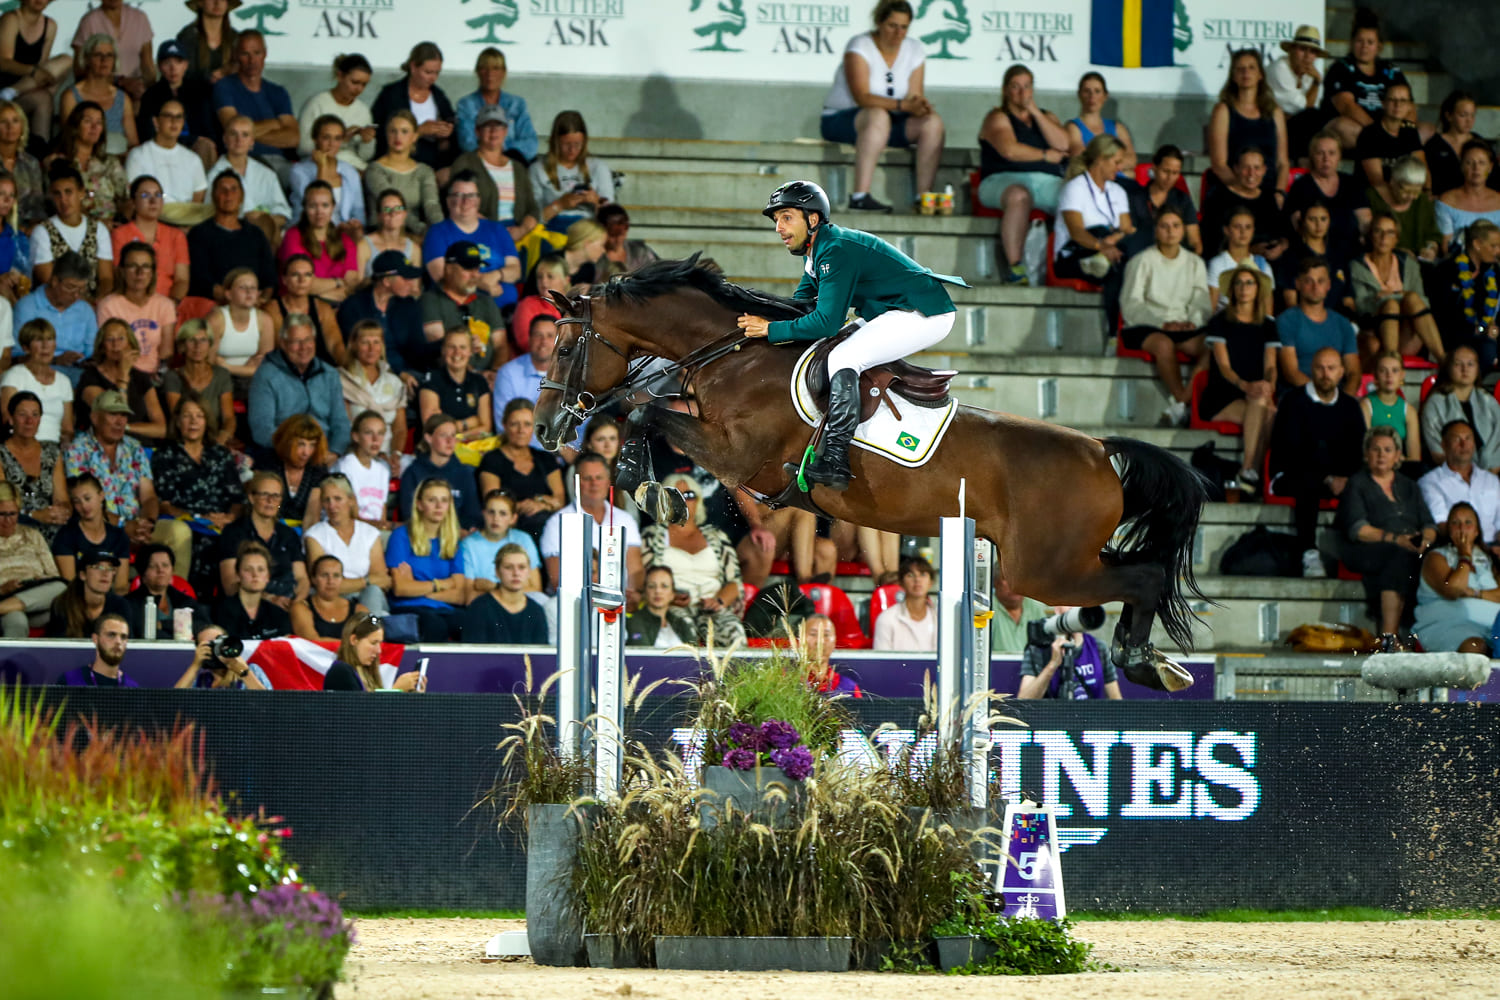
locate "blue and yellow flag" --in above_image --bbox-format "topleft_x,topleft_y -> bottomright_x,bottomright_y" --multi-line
1090,0 -> 1175,68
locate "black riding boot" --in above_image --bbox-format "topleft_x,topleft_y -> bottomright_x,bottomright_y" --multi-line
804,368 -> 858,491
614,435 -> 652,495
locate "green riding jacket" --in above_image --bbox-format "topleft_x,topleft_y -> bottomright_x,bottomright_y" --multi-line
766,222 -> 968,344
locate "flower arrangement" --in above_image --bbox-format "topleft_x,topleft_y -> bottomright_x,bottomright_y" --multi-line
181,884 -> 354,990
720,719 -> 814,780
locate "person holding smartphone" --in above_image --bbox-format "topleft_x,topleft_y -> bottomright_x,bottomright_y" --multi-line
324,612 -> 426,691
371,42 -> 455,174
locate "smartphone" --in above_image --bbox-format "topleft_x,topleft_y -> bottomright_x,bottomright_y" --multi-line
570,182 -> 592,193
418,657 -> 430,687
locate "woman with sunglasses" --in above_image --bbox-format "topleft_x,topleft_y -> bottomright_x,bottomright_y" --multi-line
639,471 -> 744,648
818,0 -> 944,215
324,612 -> 425,691
356,188 -> 421,277
304,472 -> 390,613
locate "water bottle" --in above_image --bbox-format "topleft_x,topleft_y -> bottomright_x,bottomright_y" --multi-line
143,596 -> 157,640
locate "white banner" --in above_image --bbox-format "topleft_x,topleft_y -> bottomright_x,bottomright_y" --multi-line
47,0 -> 1325,98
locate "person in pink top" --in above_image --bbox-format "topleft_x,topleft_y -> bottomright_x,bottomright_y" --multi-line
509,253 -> 565,353
70,0 -> 154,102
94,241 -> 175,374
277,179 -> 358,301
110,175 -> 189,301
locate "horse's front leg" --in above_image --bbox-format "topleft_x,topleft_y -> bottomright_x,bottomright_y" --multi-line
613,406 -> 658,497
630,408 -> 738,526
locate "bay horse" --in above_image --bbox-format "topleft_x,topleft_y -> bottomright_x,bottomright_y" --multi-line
534,258 -> 1207,690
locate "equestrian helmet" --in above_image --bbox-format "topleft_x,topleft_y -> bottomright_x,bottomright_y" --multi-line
763,180 -> 832,224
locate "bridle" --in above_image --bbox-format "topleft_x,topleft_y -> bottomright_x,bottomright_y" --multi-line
539,293 -> 751,429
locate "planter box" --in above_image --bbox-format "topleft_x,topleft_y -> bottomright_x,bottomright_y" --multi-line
933,935 -> 999,972
584,933 -> 647,969
848,938 -> 936,971
699,765 -> 803,829
654,935 -> 851,972
526,803 -> 595,967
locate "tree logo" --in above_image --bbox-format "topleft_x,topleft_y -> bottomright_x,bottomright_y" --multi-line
915,0 -> 970,60
462,0 -> 519,44
690,0 -> 746,52
234,0 -> 288,35
1172,0 -> 1193,53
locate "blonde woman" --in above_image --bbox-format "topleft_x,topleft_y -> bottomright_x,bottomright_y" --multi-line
0,479 -> 65,636
1054,133 -> 1134,328
304,472 -> 390,615
529,110 -> 613,230
387,476 -> 468,641
339,319 -> 406,462
640,471 -> 744,648
364,110 -> 442,236
370,41 -> 455,173
324,612 -> 425,691
75,317 -> 166,442
560,217 -> 607,286
509,254 -> 566,352
59,33 -> 136,155
206,266 -> 274,379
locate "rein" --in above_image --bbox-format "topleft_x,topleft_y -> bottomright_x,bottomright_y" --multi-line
541,294 -> 751,422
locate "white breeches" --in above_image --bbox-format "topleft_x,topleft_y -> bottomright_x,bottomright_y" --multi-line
826,309 -> 957,376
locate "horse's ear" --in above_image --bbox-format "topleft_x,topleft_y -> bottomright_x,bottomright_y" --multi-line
547,290 -> 574,315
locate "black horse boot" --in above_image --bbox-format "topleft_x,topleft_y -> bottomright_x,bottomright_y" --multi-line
614,435 -> 652,495
794,368 -> 858,491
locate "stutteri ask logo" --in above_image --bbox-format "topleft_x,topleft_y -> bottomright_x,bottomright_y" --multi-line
897,432 -> 920,451
690,0 -> 746,52
235,0 -> 288,35
916,0 -> 971,60
463,0 -> 519,44
1172,0 -> 1193,53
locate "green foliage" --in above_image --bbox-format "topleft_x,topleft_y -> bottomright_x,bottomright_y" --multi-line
573,753 -> 985,954
951,917 -> 1097,976
688,647 -> 850,768
488,666 -> 596,832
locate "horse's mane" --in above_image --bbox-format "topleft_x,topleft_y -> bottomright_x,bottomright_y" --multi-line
597,255 -> 813,321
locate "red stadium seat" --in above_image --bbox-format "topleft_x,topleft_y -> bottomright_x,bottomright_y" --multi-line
867,582 -> 902,633
176,296 -> 215,328
1189,369 -> 1242,435
769,559 -> 790,577
1044,231 -> 1098,293
1288,166 -> 1308,185
1420,373 -> 1437,405
1404,354 -> 1437,371
1115,315 -> 1192,364
1336,561 -> 1362,581
128,574 -> 196,598
1357,373 -> 1375,397
739,582 -> 758,618
1133,163 -> 1190,195
798,583 -> 870,649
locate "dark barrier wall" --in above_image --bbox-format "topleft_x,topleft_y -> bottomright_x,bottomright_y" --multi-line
39,692 -> 1500,913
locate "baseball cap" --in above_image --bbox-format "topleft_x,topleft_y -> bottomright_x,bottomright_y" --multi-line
372,250 -> 423,280
157,38 -> 188,64
475,106 -> 510,129
444,241 -> 484,269
93,390 -> 133,415
81,549 -> 122,568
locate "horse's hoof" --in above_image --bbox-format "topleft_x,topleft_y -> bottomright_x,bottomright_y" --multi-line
1151,652 -> 1195,692
1115,643 -> 1194,692
636,483 -> 689,525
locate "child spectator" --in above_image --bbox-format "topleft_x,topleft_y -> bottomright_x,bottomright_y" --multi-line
460,490 -> 541,595
334,410 -> 394,528
1360,351 -> 1422,465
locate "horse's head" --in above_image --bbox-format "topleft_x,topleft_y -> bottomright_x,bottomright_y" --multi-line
534,291 -> 633,452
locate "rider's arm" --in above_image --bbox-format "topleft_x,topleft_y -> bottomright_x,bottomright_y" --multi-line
766,244 -> 856,344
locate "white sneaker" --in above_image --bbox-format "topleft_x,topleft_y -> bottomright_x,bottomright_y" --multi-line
1159,399 -> 1188,427
1079,253 -> 1111,279
1301,549 -> 1326,578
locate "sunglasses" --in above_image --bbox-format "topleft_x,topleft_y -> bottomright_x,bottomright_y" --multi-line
885,71 -> 895,98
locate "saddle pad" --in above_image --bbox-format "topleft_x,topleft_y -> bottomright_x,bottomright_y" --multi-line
791,344 -> 958,469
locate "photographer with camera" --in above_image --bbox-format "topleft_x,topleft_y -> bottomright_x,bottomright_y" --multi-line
1019,605 -> 1122,700
173,625 -> 270,690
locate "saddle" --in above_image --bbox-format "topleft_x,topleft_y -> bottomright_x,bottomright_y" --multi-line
804,323 -> 956,422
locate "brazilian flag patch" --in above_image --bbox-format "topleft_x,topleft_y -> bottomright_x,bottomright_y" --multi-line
896,432 -> 920,451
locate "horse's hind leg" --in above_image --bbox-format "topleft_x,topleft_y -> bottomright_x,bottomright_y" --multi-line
1105,563 -> 1194,693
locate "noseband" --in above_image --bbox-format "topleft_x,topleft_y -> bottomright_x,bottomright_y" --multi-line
538,295 -> 628,423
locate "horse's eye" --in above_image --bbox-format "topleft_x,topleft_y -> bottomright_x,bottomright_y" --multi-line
557,346 -> 572,358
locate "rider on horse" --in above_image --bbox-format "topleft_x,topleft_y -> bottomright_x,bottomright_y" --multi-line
737,180 -> 968,491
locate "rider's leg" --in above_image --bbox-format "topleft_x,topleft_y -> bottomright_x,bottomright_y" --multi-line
805,310 -> 959,490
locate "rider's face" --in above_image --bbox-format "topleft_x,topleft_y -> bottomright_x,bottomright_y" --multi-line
773,207 -> 811,253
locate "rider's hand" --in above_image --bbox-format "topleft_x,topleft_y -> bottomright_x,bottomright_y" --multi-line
737,315 -> 770,338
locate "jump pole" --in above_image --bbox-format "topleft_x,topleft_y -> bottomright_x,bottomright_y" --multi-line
553,509 -> 627,798
936,479 -> 996,810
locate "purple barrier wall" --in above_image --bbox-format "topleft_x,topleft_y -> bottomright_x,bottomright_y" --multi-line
0,640 -> 1217,699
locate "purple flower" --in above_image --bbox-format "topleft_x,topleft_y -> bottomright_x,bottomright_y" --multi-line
760,720 -> 799,750
726,721 -> 765,752
721,747 -> 759,770
770,746 -> 813,781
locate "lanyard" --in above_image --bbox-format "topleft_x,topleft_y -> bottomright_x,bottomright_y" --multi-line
1085,175 -> 1117,229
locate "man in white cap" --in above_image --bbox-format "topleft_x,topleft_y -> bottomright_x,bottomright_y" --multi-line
1270,26 -> 1332,163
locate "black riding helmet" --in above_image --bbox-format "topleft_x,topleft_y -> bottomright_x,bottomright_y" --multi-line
763,180 -> 831,225
763,181 -> 830,256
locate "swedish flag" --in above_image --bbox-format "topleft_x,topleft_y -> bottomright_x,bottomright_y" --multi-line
1090,0 -> 1175,68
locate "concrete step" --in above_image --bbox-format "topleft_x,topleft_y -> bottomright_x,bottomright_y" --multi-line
949,373 -> 1173,426
923,305 -> 1108,358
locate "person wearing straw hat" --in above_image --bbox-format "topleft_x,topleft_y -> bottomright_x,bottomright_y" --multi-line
1270,26 -> 1332,165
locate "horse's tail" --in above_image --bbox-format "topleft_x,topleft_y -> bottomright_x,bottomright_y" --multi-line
1101,436 -> 1212,651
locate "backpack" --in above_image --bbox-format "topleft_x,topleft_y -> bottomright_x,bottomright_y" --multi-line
1220,525 -> 1305,577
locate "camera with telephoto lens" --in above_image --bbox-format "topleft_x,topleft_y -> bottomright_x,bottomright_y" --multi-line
209,635 -> 243,661
1026,606 -> 1106,647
